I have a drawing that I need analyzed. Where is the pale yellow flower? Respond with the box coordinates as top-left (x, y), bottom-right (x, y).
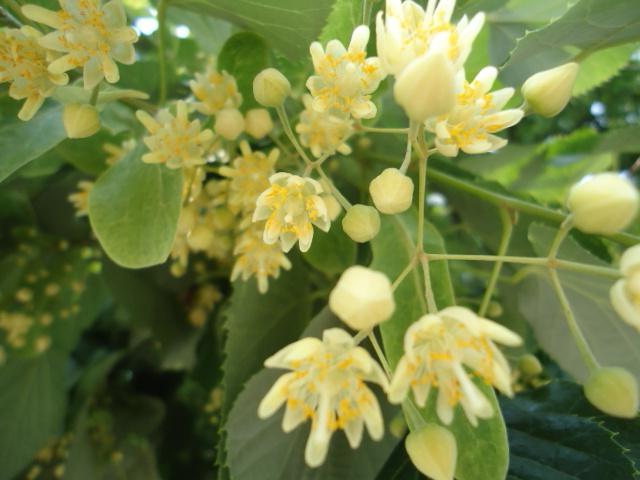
top-left (611, 244), bottom-right (640, 331)
top-left (231, 223), bottom-right (292, 294)
top-left (189, 60), bottom-right (242, 115)
top-left (0, 311), bottom-right (33, 349)
top-left (22, 0), bottom-right (138, 89)
top-left (137, 101), bottom-right (214, 169)
top-left (376, 0), bottom-right (484, 76)
top-left (425, 67), bottom-right (523, 157)
top-left (253, 172), bottom-right (330, 253)
top-left (258, 328), bottom-right (388, 468)
top-left (296, 94), bottom-right (353, 158)
top-left (219, 141), bottom-right (278, 215)
top-left (0, 27), bottom-right (68, 121)
top-left (388, 306), bottom-right (521, 426)
top-left (68, 180), bottom-right (94, 217)
top-left (307, 26), bottom-right (385, 119)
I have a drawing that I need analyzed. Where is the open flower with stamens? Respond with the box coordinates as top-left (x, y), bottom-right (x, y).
top-left (231, 223), bottom-right (292, 294)
top-left (425, 67), bottom-right (523, 157)
top-left (253, 172), bottom-right (330, 252)
top-left (189, 60), bottom-right (242, 115)
top-left (388, 306), bottom-right (522, 426)
top-left (376, 0), bottom-right (484, 76)
top-left (68, 180), bottom-right (94, 217)
top-left (296, 94), bottom-right (353, 158)
top-left (258, 328), bottom-right (388, 467)
top-left (219, 141), bottom-right (278, 216)
top-left (0, 27), bottom-right (69, 121)
top-left (22, 0), bottom-right (138, 89)
top-left (307, 26), bottom-right (385, 119)
top-left (136, 101), bottom-right (214, 169)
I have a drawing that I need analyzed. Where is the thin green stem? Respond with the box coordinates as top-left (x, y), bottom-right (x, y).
top-left (392, 258), bottom-right (418, 291)
top-left (368, 332), bottom-right (391, 377)
top-left (89, 83), bottom-right (101, 106)
top-left (314, 165), bottom-right (352, 209)
top-left (362, 0), bottom-right (373, 24)
top-left (548, 268), bottom-right (600, 372)
top-left (479, 208), bottom-right (514, 317)
top-left (548, 215), bottom-right (574, 260)
top-left (157, 0), bottom-right (169, 105)
top-left (276, 106), bottom-right (313, 166)
top-left (353, 328), bottom-right (371, 345)
top-left (7, 0), bottom-right (36, 28)
top-left (357, 125), bottom-right (410, 135)
top-left (419, 256), bottom-right (438, 314)
top-left (402, 400), bottom-right (427, 431)
top-left (414, 126), bottom-right (428, 252)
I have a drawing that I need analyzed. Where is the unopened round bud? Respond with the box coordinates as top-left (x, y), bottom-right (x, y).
top-left (329, 266), bottom-right (395, 330)
top-left (244, 108), bottom-right (274, 139)
top-left (322, 194), bottom-right (342, 221)
top-left (405, 424), bottom-right (457, 480)
top-left (584, 367), bottom-right (639, 418)
top-left (253, 68), bottom-right (291, 107)
top-left (342, 204), bottom-right (380, 243)
top-left (394, 52), bottom-right (456, 122)
top-left (610, 279), bottom-right (640, 331)
top-left (566, 173), bottom-right (639, 234)
top-left (187, 225), bottom-right (214, 251)
top-left (215, 108), bottom-right (245, 140)
top-left (522, 62), bottom-right (579, 118)
top-left (518, 354), bottom-right (543, 377)
top-left (369, 168), bottom-right (414, 214)
top-left (63, 104), bottom-right (100, 139)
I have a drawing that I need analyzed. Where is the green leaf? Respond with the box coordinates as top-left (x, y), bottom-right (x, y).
top-left (218, 33), bottom-right (270, 110)
top-left (225, 308), bottom-right (400, 480)
top-left (573, 44), bottom-right (636, 96)
top-left (319, 0), bottom-right (364, 45)
top-left (88, 144), bottom-right (183, 269)
top-left (501, 381), bottom-right (639, 479)
top-left (520, 223), bottom-right (640, 382)
top-left (0, 351), bottom-right (67, 480)
top-left (370, 212), bottom-right (509, 480)
top-left (0, 105), bottom-right (66, 183)
top-left (501, 0), bottom-right (640, 85)
top-left (303, 216), bottom-right (357, 275)
top-left (169, 0), bottom-right (334, 60)
top-left (221, 253), bottom-right (311, 415)
top-left (596, 125), bottom-right (640, 154)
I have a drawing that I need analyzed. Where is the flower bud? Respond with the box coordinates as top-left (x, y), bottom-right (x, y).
top-left (215, 108), bottom-right (245, 141)
top-left (187, 225), bottom-right (214, 251)
top-left (253, 68), bottom-right (291, 107)
top-left (321, 194), bottom-right (342, 221)
top-left (522, 62), bottom-right (579, 118)
top-left (244, 108), bottom-right (274, 139)
top-left (393, 51), bottom-right (456, 122)
top-left (518, 354), bottom-right (543, 377)
top-left (62, 104), bottom-right (100, 139)
top-left (405, 424), bottom-right (457, 480)
top-left (342, 204), bottom-right (380, 243)
top-left (584, 367), bottom-right (639, 418)
top-left (566, 173), bottom-right (639, 234)
top-left (610, 244), bottom-right (640, 331)
top-left (329, 266), bottom-right (395, 330)
top-left (369, 168), bottom-right (414, 214)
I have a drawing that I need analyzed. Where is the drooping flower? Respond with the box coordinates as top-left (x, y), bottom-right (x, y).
top-left (231, 223), bottom-right (292, 294)
top-left (388, 306), bottom-right (522, 426)
top-left (68, 180), bottom-right (94, 217)
top-left (376, 0), bottom-right (484, 76)
top-left (611, 244), bottom-right (640, 331)
top-left (296, 94), bottom-right (353, 158)
top-left (253, 172), bottom-right (330, 253)
top-left (189, 60), bottom-right (242, 115)
top-left (258, 328), bottom-right (388, 467)
top-left (219, 141), bottom-right (278, 216)
top-left (0, 27), bottom-right (68, 121)
top-left (22, 0), bottom-right (138, 89)
top-left (136, 101), bottom-right (215, 169)
top-left (425, 67), bottom-right (523, 157)
top-left (307, 26), bottom-right (385, 119)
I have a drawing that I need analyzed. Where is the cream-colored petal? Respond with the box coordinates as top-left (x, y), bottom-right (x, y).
top-left (257, 372), bottom-right (294, 418)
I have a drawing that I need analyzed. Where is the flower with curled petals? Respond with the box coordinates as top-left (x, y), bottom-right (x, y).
top-left (307, 26), bottom-right (385, 119)
top-left (296, 94), bottom-right (353, 158)
top-left (388, 306), bottom-right (522, 426)
top-left (22, 0), bottom-right (138, 89)
top-left (253, 172), bottom-right (330, 253)
top-left (425, 67), bottom-right (523, 157)
top-left (189, 59), bottom-right (242, 115)
top-left (258, 328), bottom-right (388, 468)
top-left (0, 27), bottom-right (69, 121)
top-left (376, 0), bottom-right (484, 76)
top-left (136, 101), bottom-right (214, 169)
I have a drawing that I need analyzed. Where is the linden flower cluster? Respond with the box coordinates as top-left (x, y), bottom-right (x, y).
top-left (0, 27), bottom-right (69, 121)
top-left (22, 0), bottom-right (138, 89)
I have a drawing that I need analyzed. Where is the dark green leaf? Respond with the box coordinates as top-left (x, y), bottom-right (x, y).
top-left (303, 216), bottom-right (357, 275)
